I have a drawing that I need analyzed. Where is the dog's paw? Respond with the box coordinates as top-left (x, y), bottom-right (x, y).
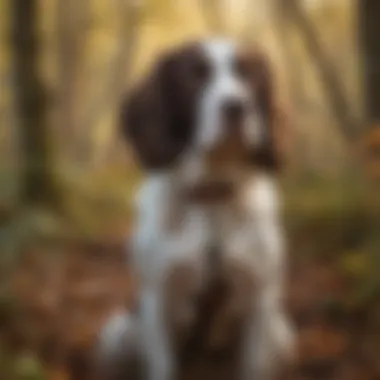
top-left (146, 348), bottom-right (175, 380)
top-left (272, 314), bottom-right (297, 364)
top-left (241, 354), bottom-right (275, 380)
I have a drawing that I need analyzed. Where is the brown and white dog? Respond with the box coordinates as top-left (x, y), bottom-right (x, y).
top-left (97, 38), bottom-right (295, 380)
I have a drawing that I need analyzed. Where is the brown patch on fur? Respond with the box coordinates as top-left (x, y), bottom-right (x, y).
top-left (120, 42), bottom-right (210, 170)
top-left (165, 263), bottom-right (202, 336)
top-left (176, 255), bottom-right (257, 368)
top-left (206, 258), bottom-right (257, 351)
top-left (178, 273), bottom-right (228, 367)
top-left (184, 181), bottom-right (236, 204)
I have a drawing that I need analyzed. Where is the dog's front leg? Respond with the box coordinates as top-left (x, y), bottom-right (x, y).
top-left (239, 176), bottom-right (296, 380)
top-left (140, 285), bottom-right (174, 380)
top-left (242, 286), bottom-right (295, 380)
top-left (137, 214), bottom-right (208, 380)
top-left (134, 230), bottom-right (176, 380)
top-left (222, 227), bottom-right (282, 380)
top-left (224, 236), bottom-right (282, 380)
top-left (240, 225), bottom-right (295, 380)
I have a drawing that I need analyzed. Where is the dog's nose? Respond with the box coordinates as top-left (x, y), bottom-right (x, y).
top-left (222, 98), bottom-right (245, 125)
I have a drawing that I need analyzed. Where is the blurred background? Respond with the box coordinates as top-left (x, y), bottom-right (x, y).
top-left (0, 0), bottom-right (379, 379)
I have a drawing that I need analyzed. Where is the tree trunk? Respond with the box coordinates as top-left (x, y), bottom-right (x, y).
top-left (56, 0), bottom-right (89, 150)
top-left (358, 0), bottom-right (380, 126)
top-left (11, 0), bottom-right (58, 207)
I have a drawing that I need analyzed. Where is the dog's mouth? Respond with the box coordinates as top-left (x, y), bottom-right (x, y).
top-left (204, 134), bottom-right (251, 168)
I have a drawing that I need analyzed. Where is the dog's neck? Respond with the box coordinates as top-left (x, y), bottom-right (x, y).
top-left (172, 147), bottom-right (255, 206)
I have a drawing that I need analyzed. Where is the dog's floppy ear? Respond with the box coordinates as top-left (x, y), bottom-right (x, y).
top-left (247, 50), bottom-right (287, 172)
top-left (120, 54), bottom-right (187, 170)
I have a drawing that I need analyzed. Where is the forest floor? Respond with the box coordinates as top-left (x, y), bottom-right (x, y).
top-left (1, 178), bottom-right (380, 380)
top-left (0, 232), bottom-right (378, 380)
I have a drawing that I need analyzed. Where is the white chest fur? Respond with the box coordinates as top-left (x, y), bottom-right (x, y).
top-left (130, 173), bottom-right (294, 380)
top-left (132, 172), bottom-right (283, 286)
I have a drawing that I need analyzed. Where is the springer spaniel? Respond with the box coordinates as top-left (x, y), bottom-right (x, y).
top-left (97, 38), bottom-right (295, 380)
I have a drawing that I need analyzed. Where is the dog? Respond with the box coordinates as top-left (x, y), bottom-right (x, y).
top-left (96, 37), bottom-right (295, 380)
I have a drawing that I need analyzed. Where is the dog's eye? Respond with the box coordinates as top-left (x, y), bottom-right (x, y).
top-left (192, 60), bottom-right (210, 82)
top-left (235, 58), bottom-right (251, 79)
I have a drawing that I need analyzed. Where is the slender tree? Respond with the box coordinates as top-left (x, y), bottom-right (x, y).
top-left (56, 0), bottom-right (90, 147)
top-left (358, 0), bottom-right (380, 127)
top-left (11, 0), bottom-right (59, 207)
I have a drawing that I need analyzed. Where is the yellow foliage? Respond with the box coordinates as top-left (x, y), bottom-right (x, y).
top-left (339, 251), bottom-right (371, 278)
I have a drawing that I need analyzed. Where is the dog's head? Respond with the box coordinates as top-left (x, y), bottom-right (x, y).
top-left (121, 38), bottom-right (285, 174)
